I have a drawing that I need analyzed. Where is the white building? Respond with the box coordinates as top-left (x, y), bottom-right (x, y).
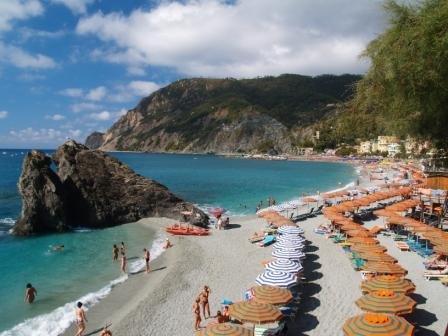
top-left (387, 143), bottom-right (401, 157)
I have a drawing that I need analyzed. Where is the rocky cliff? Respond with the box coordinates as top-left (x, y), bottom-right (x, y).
top-left (12, 140), bottom-right (208, 235)
top-left (87, 74), bottom-right (360, 153)
top-left (85, 131), bottom-right (105, 149)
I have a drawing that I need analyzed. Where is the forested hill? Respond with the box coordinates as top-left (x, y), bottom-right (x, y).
top-left (86, 74), bottom-right (361, 154)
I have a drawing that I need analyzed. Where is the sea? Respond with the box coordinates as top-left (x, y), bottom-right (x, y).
top-left (0, 150), bottom-right (356, 334)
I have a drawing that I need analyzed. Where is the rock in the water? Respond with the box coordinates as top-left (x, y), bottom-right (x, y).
top-left (12, 141), bottom-right (208, 235)
top-left (12, 150), bottom-right (68, 235)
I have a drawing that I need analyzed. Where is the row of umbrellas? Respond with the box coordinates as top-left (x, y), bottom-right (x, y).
top-left (322, 185), bottom-right (419, 335)
top-left (198, 221), bottom-right (307, 335)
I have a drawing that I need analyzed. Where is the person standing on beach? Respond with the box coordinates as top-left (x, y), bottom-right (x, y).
top-left (112, 244), bottom-right (119, 261)
top-left (143, 248), bottom-right (150, 273)
top-left (75, 301), bottom-right (87, 336)
top-left (193, 298), bottom-right (201, 331)
top-left (121, 251), bottom-right (126, 273)
top-left (199, 285), bottom-right (211, 319)
top-left (24, 283), bottom-right (37, 303)
top-left (120, 242), bottom-right (126, 255)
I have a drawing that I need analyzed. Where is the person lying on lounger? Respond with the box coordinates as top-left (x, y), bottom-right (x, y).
top-left (425, 265), bottom-right (448, 275)
top-left (424, 254), bottom-right (448, 269)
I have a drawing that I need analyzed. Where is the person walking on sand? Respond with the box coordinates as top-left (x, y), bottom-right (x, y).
top-left (199, 285), bottom-right (211, 319)
top-left (121, 251), bottom-right (126, 273)
top-left (193, 298), bottom-right (201, 331)
top-left (75, 301), bottom-right (87, 336)
top-left (24, 283), bottom-right (37, 303)
top-left (112, 244), bottom-right (119, 261)
top-left (143, 248), bottom-right (150, 273)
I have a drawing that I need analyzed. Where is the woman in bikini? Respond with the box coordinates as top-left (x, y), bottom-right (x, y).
top-left (112, 244), bottom-right (119, 261)
top-left (193, 298), bottom-right (201, 331)
top-left (75, 301), bottom-right (87, 336)
top-left (199, 285), bottom-right (211, 319)
top-left (121, 251), bottom-right (127, 273)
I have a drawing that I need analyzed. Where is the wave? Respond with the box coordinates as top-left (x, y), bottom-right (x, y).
top-left (0, 230), bottom-right (166, 336)
top-left (0, 218), bottom-right (15, 225)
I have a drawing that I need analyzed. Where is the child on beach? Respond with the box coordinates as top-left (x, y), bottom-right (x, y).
top-left (24, 283), bottom-right (37, 303)
top-left (193, 298), bottom-right (201, 331)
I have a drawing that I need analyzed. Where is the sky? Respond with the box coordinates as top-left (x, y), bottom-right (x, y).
top-left (0, 0), bottom-right (390, 148)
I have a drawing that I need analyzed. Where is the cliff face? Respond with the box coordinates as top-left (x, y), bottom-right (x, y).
top-left (12, 141), bottom-right (208, 235)
top-left (85, 132), bottom-right (105, 149)
top-left (88, 74), bottom-right (360, 153)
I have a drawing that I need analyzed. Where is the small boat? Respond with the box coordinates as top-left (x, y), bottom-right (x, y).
top-left (166, 224), bottom-right (209, 236)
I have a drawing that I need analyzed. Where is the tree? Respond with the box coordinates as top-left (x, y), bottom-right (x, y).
top-left (350, 0), bottom-right (448, 149)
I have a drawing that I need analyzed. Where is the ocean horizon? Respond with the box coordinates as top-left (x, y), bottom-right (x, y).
top-left (0, 151), bottom-right (356, 334)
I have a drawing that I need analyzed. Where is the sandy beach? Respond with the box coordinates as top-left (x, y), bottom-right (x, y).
top-left (60, 167), bottom-right (446, 336)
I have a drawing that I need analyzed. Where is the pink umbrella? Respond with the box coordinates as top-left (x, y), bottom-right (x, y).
top-left (209, 207), bottom-right (226, 218)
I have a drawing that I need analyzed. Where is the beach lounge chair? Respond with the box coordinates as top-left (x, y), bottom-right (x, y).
top-left (393, 234), bottom-right (408, 241)
top-left (292, 208), bottom-right (314, 222)
top-left (257, 235), bottom-right (276, 247)
top-left (312, 205), bottom-right (324, 215)
top-left (423, 273), bottom-right (448, 281)
top-left (396, 242), bottom-right (410, 251)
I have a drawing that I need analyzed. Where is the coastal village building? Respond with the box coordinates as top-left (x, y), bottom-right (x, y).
top-left (387, 143), bottom-right (401, 157)
top-left (377, 136), bottom-right (399, 153)
top-left (359, 141), bottom-right (373, 154)
top-left (297, 147), bottom-right (314, 156)
top-left (358, 136), bottom-right (402, 156)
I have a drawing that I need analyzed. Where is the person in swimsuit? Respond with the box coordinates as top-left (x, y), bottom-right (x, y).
top-left (50, 245), bottom-right (64, 252)
top-left (163, 238), bottom-right (173, 249)
top-left (99, 327), bottom-right (112, 336)
top-left (143, 248), bottom-right (150, 273)
top-left (120, 242), bottom-right (126, 255)
top-left (216, 311), bottom-right (225, 323)
top-left (199, 285), bottom-right (211, 319)
top-left (75, 301), bottom-right (87, 336)
top-left (121, 251), bottom-right (126, 273)
top-left (24, 283), bottom-right (37, 303)
top-left (193, 298), bottom-right (201, 331)
top-left (112, 244), bottom-right (119, 261)
top-left (223, 305), bottom-right (230, 322)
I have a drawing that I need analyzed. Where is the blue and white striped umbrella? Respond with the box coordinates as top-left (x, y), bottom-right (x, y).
top-left (272, 248), bottom-right (305, 261)
top-left (255, 270), bottom-right (297, 288)
top-left (277, 226), bottom-right (304, 235)
top-left (277, 235), bottom-right (305, 243)
top-left (265, 259), bottom-right (303, 273)
top-left (273, 241), bottom-right (304, 250)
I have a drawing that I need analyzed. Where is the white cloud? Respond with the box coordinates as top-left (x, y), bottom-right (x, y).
top-left (112, 80), bottom-right (160, 102)
top-left (89, 108), bottom-right (126, 121)
top-left (0, 0), bottom-right (43, 31)
top-left (127, 66), bottom-right (146, 76)
top-left (6, 127), bottom-right (83, 144)
top-left (59, 88), bottom-right (83, 97)
top-left (71, 102), bottom-right (102, 113)
top-left (76, 0), bottom-right (387, 77)
top-left (45, 114), bottom-right (65, 121)
top-left (0, 110), bottom-right (8, 119)
top-left (50, 0), bottom-right (95, 15)
top-left (19, 27), bottom-right (66, 41)
top-left (86, 86), bottom-right (107, 101)
top-left (0, 42), bottom-right (56, 69)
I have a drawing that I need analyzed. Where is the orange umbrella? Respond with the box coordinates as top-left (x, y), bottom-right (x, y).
top-left (361, 262), bottom-right (407, 275)
top-left (303, 197), bottom-right (318, 203)
top-left (347, 237), bottom-right (379, 245)
top-left (434, 245), bottom-right (448, 256)
top-left (229, 301), bottom-right (282, 324)
top-left (373, 209), bottom-right (397, 217)
top-left (345, 230), bottom-right (373, 238)
top-left (351, 244), bottom-right (387, 253)
top-left (355, 290), bottom-right (416, 315)
top-left (251, 285), bottom-right (293, 306)
top-left (198, 324), bottom-right (254, 336)
top-left (361, 275), bottom-right (415, 295)
top-left (343, 313), bottom-right (414, 336)
top-left (357, 253), bottom-right (397, 263)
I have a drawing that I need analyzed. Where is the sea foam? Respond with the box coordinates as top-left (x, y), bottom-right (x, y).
top-left (0, 230), bottom-right (166, 336)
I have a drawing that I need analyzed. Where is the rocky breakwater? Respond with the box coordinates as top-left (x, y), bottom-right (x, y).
top-left (12, 140), bottom-right (208, 235)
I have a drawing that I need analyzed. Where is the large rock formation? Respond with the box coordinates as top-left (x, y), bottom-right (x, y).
top-left (13, 150), bottom-right (68, 235)
top-left (12, 141), bottom-right (208, 235)
top-left (89, 74), bottom-right (360, 154)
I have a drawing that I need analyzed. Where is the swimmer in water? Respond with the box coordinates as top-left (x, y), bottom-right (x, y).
top-left (24, 283), bottom-right (37, 303)
top-left (49, 245), bottom-right (64, 252)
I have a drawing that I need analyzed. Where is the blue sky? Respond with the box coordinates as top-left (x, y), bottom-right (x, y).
top-left (0, 0), bottom-right (388, 148)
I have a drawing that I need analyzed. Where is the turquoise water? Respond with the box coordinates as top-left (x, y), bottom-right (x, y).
top-left (0, 150), bottom-right (355, 334)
